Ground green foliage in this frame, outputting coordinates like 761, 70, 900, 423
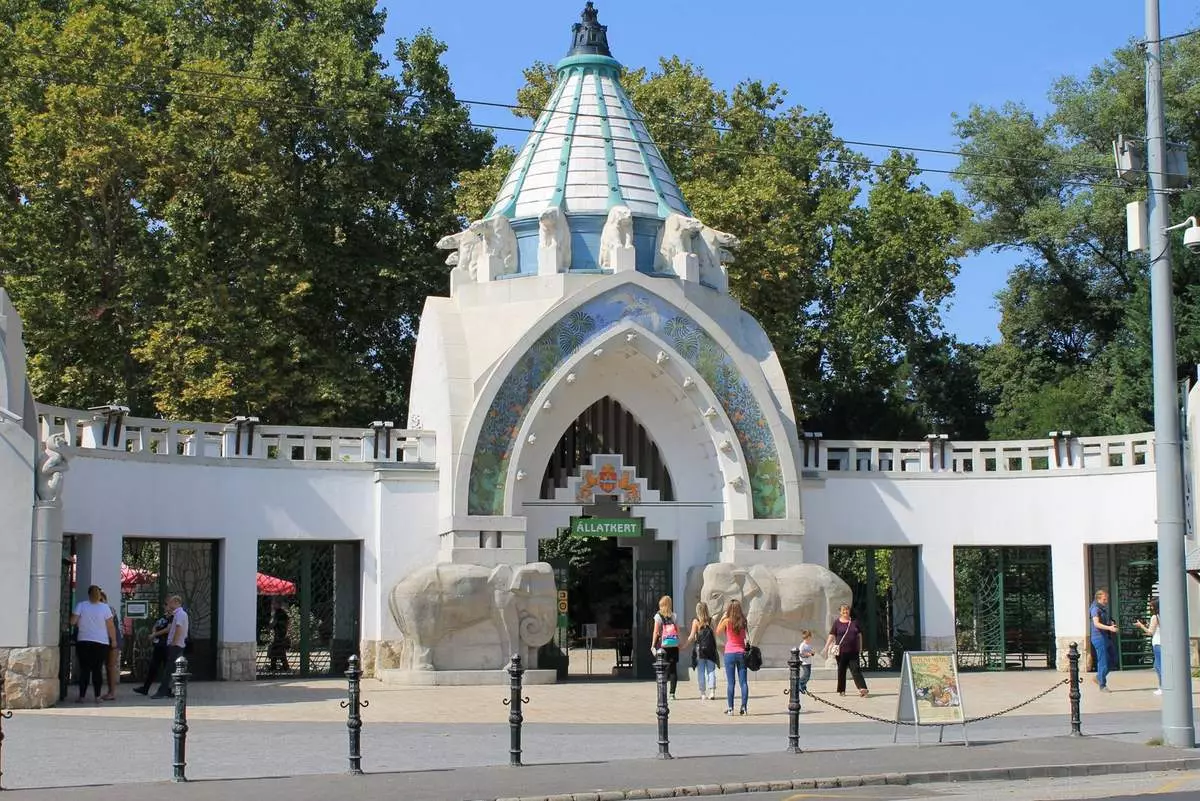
461, 57, 976, 438
0, 1, 491, 423
956, 36, 1200, 438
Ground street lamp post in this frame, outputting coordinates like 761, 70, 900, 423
1144, 0, 1195, 749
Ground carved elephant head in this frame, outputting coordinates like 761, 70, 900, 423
698, 563, 781, 642
489, 562, 557, 648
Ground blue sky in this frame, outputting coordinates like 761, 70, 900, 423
383, 1, 1197, 344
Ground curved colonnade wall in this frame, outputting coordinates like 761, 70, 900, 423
35, 404, 1193, 683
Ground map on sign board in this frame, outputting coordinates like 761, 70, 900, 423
894, 651, 968, 746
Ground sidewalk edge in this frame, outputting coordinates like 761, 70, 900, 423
489, 757, 1200, 801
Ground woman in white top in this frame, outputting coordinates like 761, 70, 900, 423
651, 595, 680, 700
1135, 598, 1162, 696
69, 585, 116, 703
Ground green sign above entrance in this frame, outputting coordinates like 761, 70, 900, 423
571, 517, 644, 538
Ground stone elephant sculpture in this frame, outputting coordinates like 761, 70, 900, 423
697, 563, 852, 649
388, 562, 557, 670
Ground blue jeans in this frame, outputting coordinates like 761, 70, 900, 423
798, 664, 812, 695
724, 652, 749, 711
1153, 644, 1162, 686
1091, 636, 1116, 688
696, 658, 717, 694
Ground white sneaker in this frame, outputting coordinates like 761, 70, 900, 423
1154, 689, 1163, 696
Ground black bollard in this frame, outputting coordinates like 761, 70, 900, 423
785, 646, 802, 753
0, 673, 12, 791
340, 654, 370, 775
171, 656, 190, 783
1067, 642, 1082, 736
653, 649, 672, 760
502, 655, 529, 767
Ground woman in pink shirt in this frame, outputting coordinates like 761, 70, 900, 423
715, 600, 750, 715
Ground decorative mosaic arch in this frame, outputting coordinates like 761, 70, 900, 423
467, 285, 786, 519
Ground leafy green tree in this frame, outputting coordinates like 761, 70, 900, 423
955, 36, 1200, 438
0, 0, 491, 424
471, 58, 975, 438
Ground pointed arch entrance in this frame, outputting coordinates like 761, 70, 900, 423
537, 399, 676, 680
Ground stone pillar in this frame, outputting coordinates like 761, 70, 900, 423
920, 543, 956, 651
218, 535, 257, 681
28, 503, 63, 647
1052, 541, 1088, 672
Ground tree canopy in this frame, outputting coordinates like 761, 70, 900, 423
955, 35, 1200, 438
0, 0, 491, 424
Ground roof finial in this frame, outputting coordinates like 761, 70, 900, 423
568, 2, 612, 58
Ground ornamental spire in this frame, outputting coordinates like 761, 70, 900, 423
568, 2, 612, 58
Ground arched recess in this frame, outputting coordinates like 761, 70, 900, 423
541, 396, 675, 501
458, 276, 796, 520
506, 321, 754, 519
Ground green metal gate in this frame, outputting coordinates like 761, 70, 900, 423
121, 538, 220, 682
255, 541, 361, 678
828, 547, 921, 670
954, 546, 1054, 671
1088, 543, 1157, 670
634, 558, 672, 680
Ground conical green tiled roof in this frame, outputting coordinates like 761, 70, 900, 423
489, 3, 691, 221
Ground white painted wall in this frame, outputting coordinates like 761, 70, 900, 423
0, 422, 35, 647
802, 469, 1160, 646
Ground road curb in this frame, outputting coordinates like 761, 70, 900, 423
489, 757, 1200, 801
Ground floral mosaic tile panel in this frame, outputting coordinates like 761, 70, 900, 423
467, 286, 785, 519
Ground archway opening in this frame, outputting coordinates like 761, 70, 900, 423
535, 397, 676, 681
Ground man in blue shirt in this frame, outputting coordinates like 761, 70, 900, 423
1090, 589, 1119, 691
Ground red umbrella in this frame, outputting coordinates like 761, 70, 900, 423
121, 563, 157, 591
257, 572, 296, 596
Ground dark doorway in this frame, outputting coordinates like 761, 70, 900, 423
954, 546, 1054, 670
538, 501, 671, 681
1088, 542, 1157, 670
828, 546, 921, 670
255, 541, 361, 678
58, 535, 78, 701
120, 538, 220, 682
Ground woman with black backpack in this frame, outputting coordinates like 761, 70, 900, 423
686, 602, 719, 700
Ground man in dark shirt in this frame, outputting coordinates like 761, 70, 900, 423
132, 609, 171, 696
1089, 589, 1119, 692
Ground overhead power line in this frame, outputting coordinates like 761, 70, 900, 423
5, 42, 1140, 178
0, 67, 1135, 192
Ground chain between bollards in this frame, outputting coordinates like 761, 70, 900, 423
783, 646, 802, 753
653, 648, 672, 759
0, 673, 13, 791
171, 655, 190, 783
1067, 641, 1082, 736
502, 654, 529, 767
340, 654, 370, 775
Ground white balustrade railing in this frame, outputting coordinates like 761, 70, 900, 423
802, 432, 1154, 476
35, 404, 436, 465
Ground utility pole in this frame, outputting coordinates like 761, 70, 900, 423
1144, 0, 1195, 749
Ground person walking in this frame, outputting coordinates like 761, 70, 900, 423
1090, 589, 1118, 693
651, 595, 680, 700
267, 599, 291, 672
1135, 597, 1161, 695
686, 602, 719, 700
823, 604, 868, 697
133, 608, 172, 697
152, 595, 189, 699
715, 600, 750, 715
69, 585, 116, 704
797, 630, 815, 695
99, 590, 122, 701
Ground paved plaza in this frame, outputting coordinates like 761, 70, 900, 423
0, 668, 1190, 793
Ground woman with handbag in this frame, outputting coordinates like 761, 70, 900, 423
823, 603, 869, 697
716, 600, 751, 715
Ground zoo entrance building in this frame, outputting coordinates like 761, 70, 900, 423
1, 5, 1196, 707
